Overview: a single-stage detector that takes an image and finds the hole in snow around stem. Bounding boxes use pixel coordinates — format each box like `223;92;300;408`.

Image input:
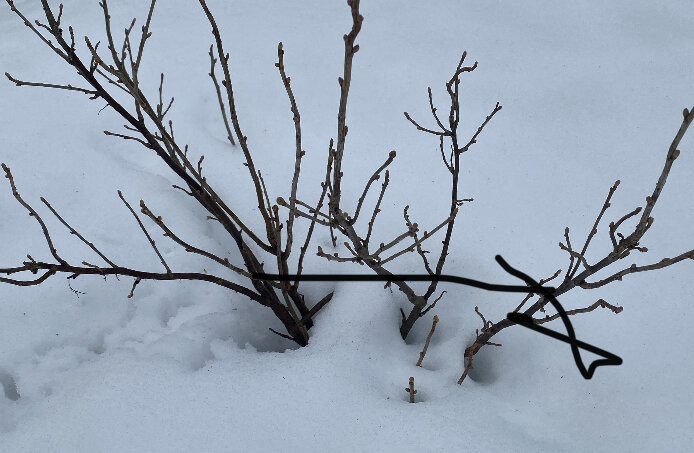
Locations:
0;370;20;401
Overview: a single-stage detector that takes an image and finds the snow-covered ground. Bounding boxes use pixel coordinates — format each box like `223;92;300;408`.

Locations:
1;0;693;451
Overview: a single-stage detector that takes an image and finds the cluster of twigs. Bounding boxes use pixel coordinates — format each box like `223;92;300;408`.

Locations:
458;107;694;384
277;0;503;341
2;0;339;346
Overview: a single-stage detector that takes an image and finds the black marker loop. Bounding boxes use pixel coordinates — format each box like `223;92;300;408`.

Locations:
496;255;623;379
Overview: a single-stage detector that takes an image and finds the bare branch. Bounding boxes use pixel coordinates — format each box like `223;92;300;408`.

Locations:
294;139;334;287
458;102;502;154
420;290;446;317
317;246;363;264
2;163;67;266
276;198;333;227
568;180;620;279
329;0;363;213
579;249;694;289
352;150;396;224
1;260;263;302
118;190;171;274
403;205;433;275
380;208;458;265
403;111;447;136
198;0;275;245
634;107;694;237
41;197;118;268
5;0;68;59
534;298;623;324
104;129;152;147
428;87;449;133
364;170;390;245
276;41;305;258
208;45;236;146
5;72;98;97
416;315;439;367
513;268;561;313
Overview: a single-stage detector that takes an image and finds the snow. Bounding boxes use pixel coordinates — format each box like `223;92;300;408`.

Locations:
1;0;693;451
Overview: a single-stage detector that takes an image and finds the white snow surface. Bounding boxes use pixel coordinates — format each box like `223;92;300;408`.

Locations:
1;0;693;451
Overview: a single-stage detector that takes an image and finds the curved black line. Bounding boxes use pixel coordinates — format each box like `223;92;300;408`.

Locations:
251;254;622;379
494;255;622;378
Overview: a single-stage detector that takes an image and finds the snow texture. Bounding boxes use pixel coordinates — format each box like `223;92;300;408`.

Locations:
1;0;693;451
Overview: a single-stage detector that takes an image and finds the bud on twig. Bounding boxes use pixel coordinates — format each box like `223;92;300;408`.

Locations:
405;376;417;403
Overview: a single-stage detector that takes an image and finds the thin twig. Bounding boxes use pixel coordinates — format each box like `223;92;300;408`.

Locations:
41;197;118;268
5;72;98;97
118;191;171;273
352;150;396;224
416;315;439;366
2;163;67;265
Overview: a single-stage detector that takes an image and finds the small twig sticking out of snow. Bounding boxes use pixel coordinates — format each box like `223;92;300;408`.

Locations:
405;376;417;403
416;315;439;367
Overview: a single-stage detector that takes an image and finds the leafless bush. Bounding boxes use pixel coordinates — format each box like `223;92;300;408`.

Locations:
458;107;694;383
2;0;337;346
2;0;692;383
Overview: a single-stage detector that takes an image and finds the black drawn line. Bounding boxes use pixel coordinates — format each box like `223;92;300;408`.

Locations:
252;254;622;379
495;255;623;378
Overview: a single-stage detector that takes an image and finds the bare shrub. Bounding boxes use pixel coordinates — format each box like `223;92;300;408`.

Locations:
2;0;692;384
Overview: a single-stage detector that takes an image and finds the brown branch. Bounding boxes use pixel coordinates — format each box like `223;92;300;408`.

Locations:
276;42;304;258
2;261;263;302
416;315;439;367
364;170;389;245
403;111;447;136
457;355;473;385
405;376;417;403
198;0;276;246
104;129;152;148
155;73;175;121
317;246;363;264
294;139;334;287
634;107;694;238
351;151;396;224
138;200;280;287
474;305;492;331
403;205;433;275
268;327;295;341
513;268;561;313
133;0;156;85
2;163;67;266
534;298;623;324
568;180;620;279
380;208;458;265
117;191;171;273
6;0;68;59
421;290;445;317
208;45;236;146
301;291;334;324
127;277;142;298
579;249;694;289
438;135;453;172
276;198;333;227
428;87;449;133
287;197;331;221
5;72;98;97
40;197;118;268
329;0;363;213
457;102;502;154
371;214;419;258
